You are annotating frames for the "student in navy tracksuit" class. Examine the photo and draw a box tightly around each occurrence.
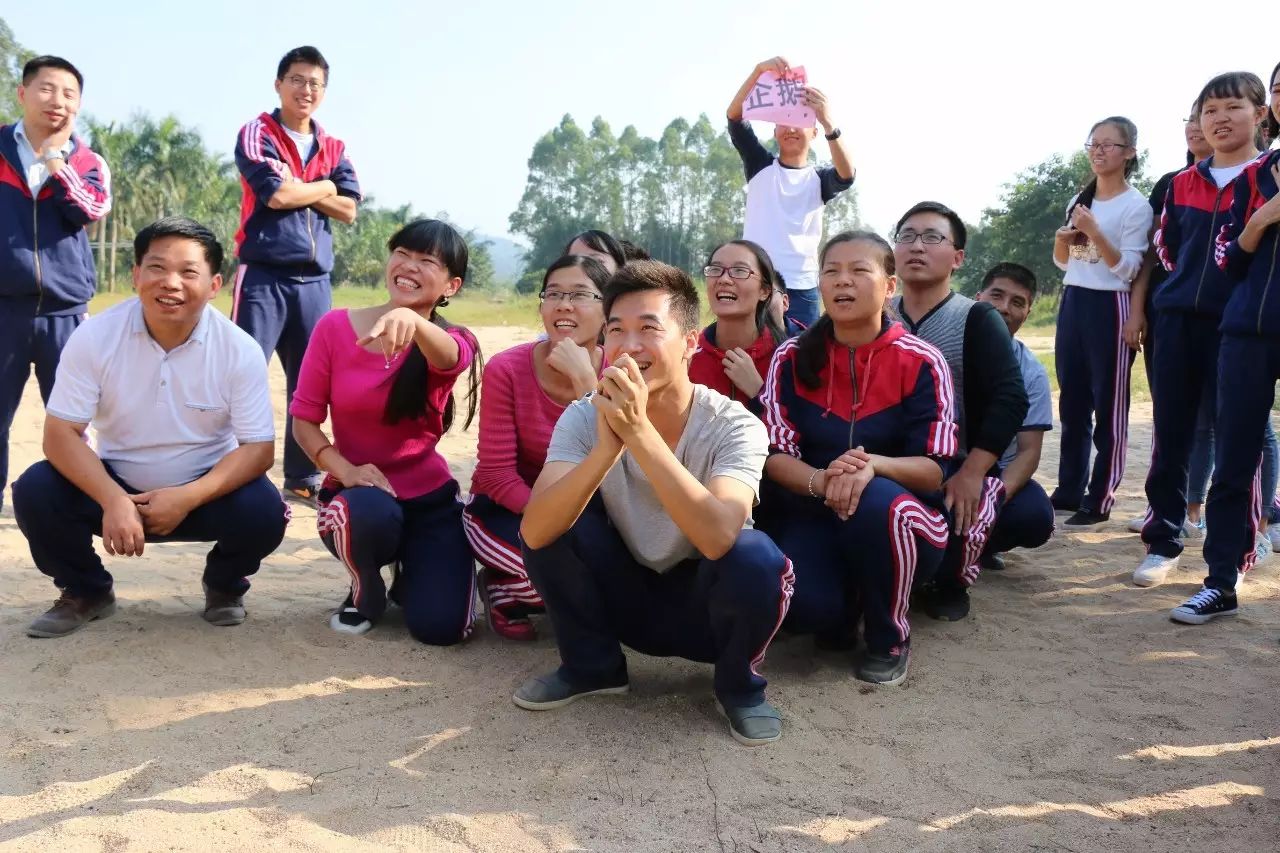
[1173,61,1280,624]
[0,56,110,511]
[761,231,957,686]
[1134,73,1269,589]
[233,46,361,503]
[1051,116,1153,526]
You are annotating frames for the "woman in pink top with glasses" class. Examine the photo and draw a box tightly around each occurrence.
[464,255,610,640]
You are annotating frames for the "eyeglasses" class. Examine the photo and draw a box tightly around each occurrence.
[284,75,326,92]
[1083,142,1129,154]
[703,264,757,280]
[540,290,603,304]
[894,231,951,246]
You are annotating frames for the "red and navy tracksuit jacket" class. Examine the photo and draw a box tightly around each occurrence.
[1154,157,1246,316]
[762,320,958,510]
[690,324,782,413]
[234,109,361,278]
[0,125,111,315]
[1216,149,1280,336]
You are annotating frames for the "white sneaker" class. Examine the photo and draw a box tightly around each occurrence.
[1267,522,1280,552]
[1182,518,1206,539]
[1127,513,1147,534]
[1133,554,1179,588]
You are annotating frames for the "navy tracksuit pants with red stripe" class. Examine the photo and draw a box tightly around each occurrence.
[461,494,544,618]
[523,503,794,709]
[317,480,476,645]
[1053,285,1134,514]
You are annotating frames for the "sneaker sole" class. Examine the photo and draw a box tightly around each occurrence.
[203,610,246,627]
[1170,607,1239,625]
[329,612,373,635]
[854,667,908,687]
[727,721,782,747]
[512,684,629,712]
[27,600,118,639]
[1132,569,1172,588]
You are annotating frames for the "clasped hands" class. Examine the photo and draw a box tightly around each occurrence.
[815,447,875,522]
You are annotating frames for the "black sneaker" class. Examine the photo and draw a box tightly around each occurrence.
[980,552,1006,572]
[329,592,373,635]
[1063,509,1110,528]
[925,585,970,621]
[1170,586,1238,625]
[855,646,909,685]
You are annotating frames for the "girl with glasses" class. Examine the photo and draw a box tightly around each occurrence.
[463,255,610,640]
[1050,116,1153,527]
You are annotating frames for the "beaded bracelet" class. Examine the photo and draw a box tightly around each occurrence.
[807,469,822,498]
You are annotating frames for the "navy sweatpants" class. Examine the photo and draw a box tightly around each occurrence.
[1053,285,1134,514]
[523,505,794,709]
[1142,310,1220,558]
[785,287,821,328]
[0,306,81,506]
[984,479,1055,557]
[12,460,288,598]
[937,475,1007,591]
[1203,334,1280,591]
[317,480,476,645]
[461,494,543,618]
[232,264,332,488]
[774,476,949,654]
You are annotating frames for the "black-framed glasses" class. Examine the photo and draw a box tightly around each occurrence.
[284,75,326,92]
[704,264,757,280]
[1083,142,1129,154]
[540,290,603,304]
[894,231,951,246]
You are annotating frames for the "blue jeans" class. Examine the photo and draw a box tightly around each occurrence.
[785,287,821,328]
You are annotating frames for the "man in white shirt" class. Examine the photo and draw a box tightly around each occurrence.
[726,56,855,328]
[13,217,288,638]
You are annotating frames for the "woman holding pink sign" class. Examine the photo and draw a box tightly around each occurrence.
[727,57,855,328]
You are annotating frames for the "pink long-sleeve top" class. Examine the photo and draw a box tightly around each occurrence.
[469,341,580,513]
[290,309,476,500]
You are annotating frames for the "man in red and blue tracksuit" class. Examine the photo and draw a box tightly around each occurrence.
[233,45,360,503]
[1171,148,1280,624]
[0,56,111,511]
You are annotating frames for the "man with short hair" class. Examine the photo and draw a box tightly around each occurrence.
[233,45,361,504]
[974,263,1055,570]
[890,202,1029,620]
[726,56,854,327]
[515,260,794,746]
[13,217,288,638]
[0,55,111,511]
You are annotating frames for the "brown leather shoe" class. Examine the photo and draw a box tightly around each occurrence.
[27,590,117,638]
[202,583,246,626]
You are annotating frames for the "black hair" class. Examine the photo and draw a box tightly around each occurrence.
[540,254,613,295]
[277,46,330,83]
[22,56,83,91]
[981,262,1038,300]
[381,219,483,431]
[618,239,651,262]
[894,201,968,250]
[133,216,224,274]
[562,229,626,269]
[602,260,700,334]
[1268,62,1280,146]
[1198,72,1267,149]
[705,239,786,346]
[1069,116,1140,224]
[794,230,896,390]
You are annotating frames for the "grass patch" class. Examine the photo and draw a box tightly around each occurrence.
[1033,349,1151,404]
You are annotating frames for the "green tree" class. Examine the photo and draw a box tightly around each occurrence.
[0,18,34,125]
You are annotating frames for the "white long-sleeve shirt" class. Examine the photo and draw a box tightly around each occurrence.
[1054,186,1152,292]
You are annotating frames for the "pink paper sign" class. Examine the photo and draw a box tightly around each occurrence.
[741,66,815,128]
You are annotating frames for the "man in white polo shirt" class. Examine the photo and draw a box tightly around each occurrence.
[726,56,855,327]
[13,216,288,638]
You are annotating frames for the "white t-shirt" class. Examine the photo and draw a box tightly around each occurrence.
[1055,186,1153,292]
[283,126,316,163]
[1209,161,1250,188]
[46,300,275,491]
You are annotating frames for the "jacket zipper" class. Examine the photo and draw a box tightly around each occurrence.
[1193,185,1228,312]
[1259,236,1280,335]
[847,348,859,448]
[33,197,43,313]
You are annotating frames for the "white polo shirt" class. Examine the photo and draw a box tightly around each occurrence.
[46,299,275,492]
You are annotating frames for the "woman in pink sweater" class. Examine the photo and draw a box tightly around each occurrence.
[464,255,610,640]
[291,220,483,643]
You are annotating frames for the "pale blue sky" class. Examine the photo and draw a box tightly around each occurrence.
[8,1,1277,246]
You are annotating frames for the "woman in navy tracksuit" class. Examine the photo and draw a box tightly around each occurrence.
[1134,73,1269,589]
[760,231,956,686]
[1051,116,1153,526]
[1175,61,1280,624]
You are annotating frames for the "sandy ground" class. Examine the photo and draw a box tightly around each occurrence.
[0,325,1277,852]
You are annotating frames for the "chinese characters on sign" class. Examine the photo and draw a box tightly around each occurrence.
[741,66,816,128]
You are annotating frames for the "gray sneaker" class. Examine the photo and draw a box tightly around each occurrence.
[512,669,629,711]
[202,583,246,626]
[27,590,117,638]
[723,700,783,746]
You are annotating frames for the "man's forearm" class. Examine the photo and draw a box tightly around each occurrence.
[44,423,128,507]
[268,179,336,210]
[175,442,273,508]
[826,130,855,182]
[958,449,999,480]
[312,194,357,224]
[520,447,617,549]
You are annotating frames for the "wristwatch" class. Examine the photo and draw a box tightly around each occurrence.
[39,150,66,164]
[824,128,842,142]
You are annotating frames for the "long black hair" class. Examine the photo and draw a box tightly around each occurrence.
[562,229,626,269]
[382,219,484,431]
[1267,62,1280,147]
[793,231,895,390]
[704,239,786,346]
[1068,116,1140,224]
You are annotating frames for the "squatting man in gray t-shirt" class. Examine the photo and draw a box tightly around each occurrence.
[514,260,795,746]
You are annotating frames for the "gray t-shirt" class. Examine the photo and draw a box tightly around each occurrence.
[545,384,768,572]
[999,337,1054,470]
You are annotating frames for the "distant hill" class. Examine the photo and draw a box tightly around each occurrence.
[476,234,527,284]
